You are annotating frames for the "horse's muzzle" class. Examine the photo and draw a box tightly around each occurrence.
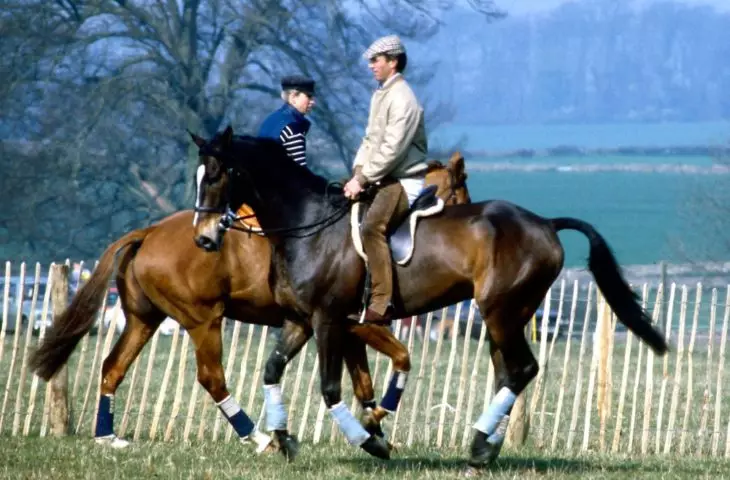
[195,234,221,252]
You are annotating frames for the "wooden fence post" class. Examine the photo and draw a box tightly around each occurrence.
[49,264,70,436]
[505,391,529,448]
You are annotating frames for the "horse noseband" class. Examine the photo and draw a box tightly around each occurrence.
[218,208,237,232]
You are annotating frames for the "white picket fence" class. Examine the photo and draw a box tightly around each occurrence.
[2,260,730,458]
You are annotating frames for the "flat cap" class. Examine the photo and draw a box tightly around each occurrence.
[362,35,406,60]
[281,75,315,95]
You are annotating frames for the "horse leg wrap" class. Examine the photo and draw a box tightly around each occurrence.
[217,395,255,438]
[264,384,288,431]
[488,414,511,446]
[95,394,115,438]
[473,387,516,445]
[330,401,370,446]
[380,371,408,413]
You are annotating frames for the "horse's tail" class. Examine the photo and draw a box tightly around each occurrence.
[550,217,669,355]
[29,226,153,380]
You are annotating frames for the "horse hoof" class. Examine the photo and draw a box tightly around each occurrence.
[361,408,390,436]
[241,430,275,454]
[468,431,502,468]
[387,440,397,453]
[362,417,386,438]
[94,434,130,449]
[462,466,482,478]
[274,430,300,462]
[360,435,390,460]
[361,419,397,453]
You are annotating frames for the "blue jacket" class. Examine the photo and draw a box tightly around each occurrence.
[258,104,311,167]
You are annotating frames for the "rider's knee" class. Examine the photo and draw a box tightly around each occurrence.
[360,219,386,241]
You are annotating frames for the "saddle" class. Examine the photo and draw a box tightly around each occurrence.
[350,184,445,266]
[235,204,263,233]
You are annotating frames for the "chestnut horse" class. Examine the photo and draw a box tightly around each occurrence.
[191,127,669,469]
[28,153,470,459]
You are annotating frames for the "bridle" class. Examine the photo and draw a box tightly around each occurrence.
[192,165,254,232]
[193,163,351,239]
[443,168,468,205]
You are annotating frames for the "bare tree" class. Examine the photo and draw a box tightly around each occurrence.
[0,0,504,262]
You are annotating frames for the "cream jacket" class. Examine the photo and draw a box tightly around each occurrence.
[353,74,428,186]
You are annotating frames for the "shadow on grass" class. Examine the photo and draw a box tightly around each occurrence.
[335,452,650,475]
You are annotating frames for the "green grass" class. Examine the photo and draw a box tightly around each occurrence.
[2,289,730,480]
[2,312,730,455]
[2,436,730,480]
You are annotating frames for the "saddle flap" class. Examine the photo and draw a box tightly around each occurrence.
[388,194,444,265]
[350,186,445,267]
[408,184,438,214]
[235,204,263,233]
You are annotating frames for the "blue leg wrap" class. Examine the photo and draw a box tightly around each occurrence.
[264,384,288,431]
[95,394,114,438]
[473,387,516,444]
[380,371,408,412]
[217,396,254,438]
[330,402,370,446]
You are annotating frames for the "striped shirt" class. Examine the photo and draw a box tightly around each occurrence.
[280,124,307,167]
[257,104,312,169]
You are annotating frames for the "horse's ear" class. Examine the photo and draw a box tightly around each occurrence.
[222,125,234,147]
[189,130,206,148]
[448,151,465,176]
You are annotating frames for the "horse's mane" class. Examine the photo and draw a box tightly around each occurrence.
[224,134,337,197]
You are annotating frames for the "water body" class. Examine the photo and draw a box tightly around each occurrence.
[431,121,730,152]
[432,122,730,270]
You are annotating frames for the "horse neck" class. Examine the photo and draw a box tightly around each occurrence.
[234,160,347,238]
[245,170,352,292]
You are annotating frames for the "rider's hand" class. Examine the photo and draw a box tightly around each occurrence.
[344,177,364,200]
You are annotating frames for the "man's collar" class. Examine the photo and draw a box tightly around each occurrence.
[283,103,307,119]
[378,73,402,90]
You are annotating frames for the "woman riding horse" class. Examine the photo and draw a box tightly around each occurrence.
[191,126,668,469]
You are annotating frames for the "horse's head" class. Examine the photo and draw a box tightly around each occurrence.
[426,151,471,205]
[190,126,239,252]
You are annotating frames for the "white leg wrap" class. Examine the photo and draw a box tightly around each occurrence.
[217,395,241,418]
[473,387,517,435]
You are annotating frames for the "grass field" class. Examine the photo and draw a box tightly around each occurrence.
[3,283,730,479]
[2,435,730,479]
[2,294,730,457]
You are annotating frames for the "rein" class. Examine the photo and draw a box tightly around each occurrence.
[194,166,352,239]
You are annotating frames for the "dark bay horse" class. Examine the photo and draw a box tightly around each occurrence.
[191,127,669,469]
[28,153,470,458]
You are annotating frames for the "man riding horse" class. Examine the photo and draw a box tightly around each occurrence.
[343,35,428,324]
